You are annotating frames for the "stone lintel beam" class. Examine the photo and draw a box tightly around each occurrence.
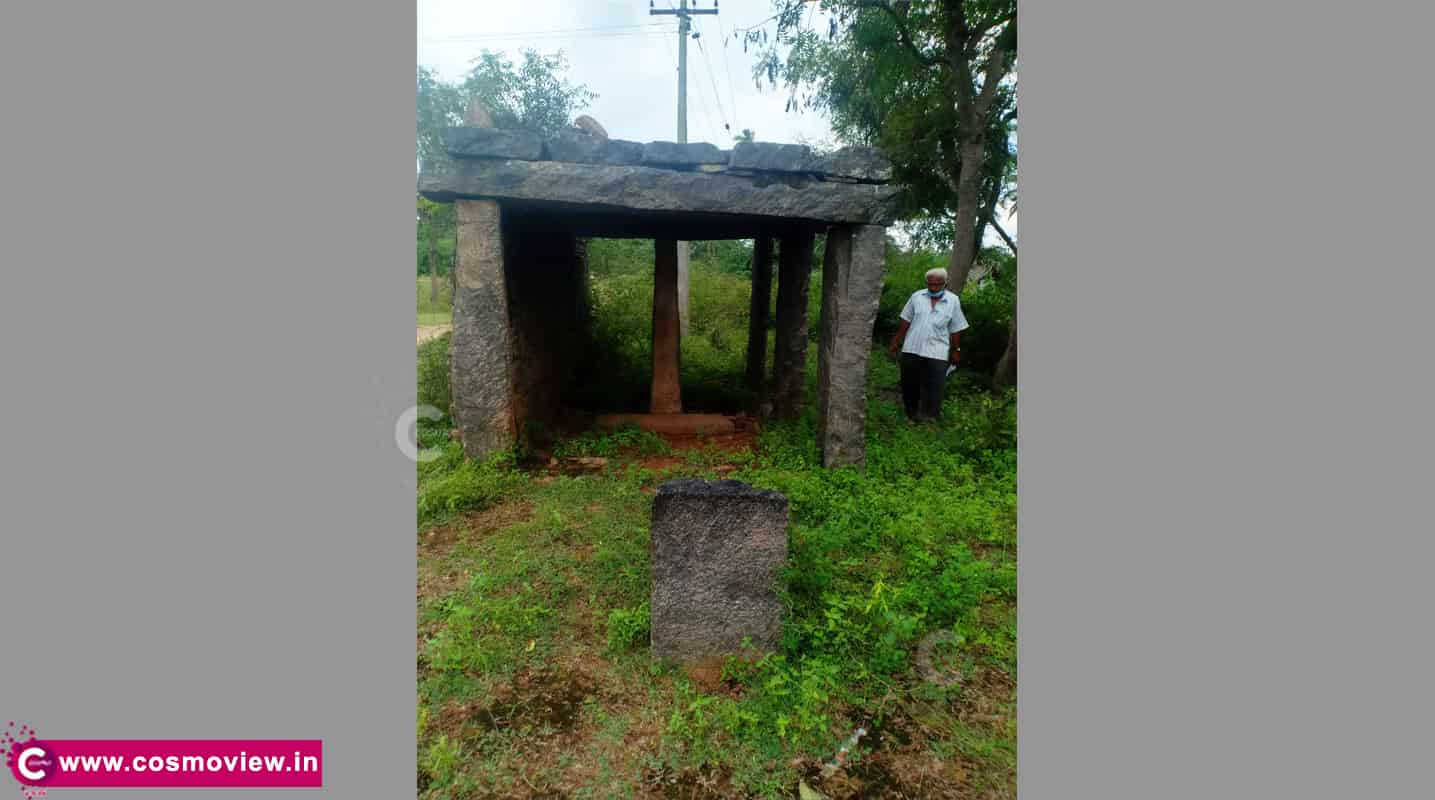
[770,231,815,421]
[419,158,898,226]
[450,199,516,458]
[817,225,887,468]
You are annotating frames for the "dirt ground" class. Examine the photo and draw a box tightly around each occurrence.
[419,324,452,344]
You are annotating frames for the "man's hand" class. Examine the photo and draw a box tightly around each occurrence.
[949,350,961,365]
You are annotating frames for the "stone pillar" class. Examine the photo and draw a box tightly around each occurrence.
[816,225,886,467]
[771,230,815,420]
[503,229,588,435]
[650,479,789,663]
[450,200,515,459]
[651,238,683,414]
[744,235,774,397]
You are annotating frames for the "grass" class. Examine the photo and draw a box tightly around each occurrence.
[416,361,1016,799]
[419,274,453,326]
[415,240,1016,798]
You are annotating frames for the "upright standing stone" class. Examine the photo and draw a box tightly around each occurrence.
[771,231,815,420]
[650,480,789,663]
[816,225,886,467]
[744,236,775,397]
[502,229,589,433]
[450,200,515,458]
[650,239,683,414]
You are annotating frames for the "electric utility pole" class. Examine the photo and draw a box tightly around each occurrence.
[650,0,717,334]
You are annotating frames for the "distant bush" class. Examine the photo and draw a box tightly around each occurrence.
[417,332,451,415]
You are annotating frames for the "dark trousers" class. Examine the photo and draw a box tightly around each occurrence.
[900,353,948,421]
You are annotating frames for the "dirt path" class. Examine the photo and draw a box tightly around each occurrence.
[418,324,451,344]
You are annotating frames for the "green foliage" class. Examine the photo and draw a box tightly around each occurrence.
[552,426,671,460]
[462,49,596,138]
[571,249,761,413]
[416,65,465,169]
[749,1,1016,269]
[417,332,451,415]
[416,275,452,326]
[417,445,519,527]
[605,602,651,652]
[954,254,1016,374]
[415,221,1017,798]
[877,245,1015,376]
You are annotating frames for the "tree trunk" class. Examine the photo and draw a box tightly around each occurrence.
[993,294,1016,387]
[946,134,986,294]
[428,216,439,303]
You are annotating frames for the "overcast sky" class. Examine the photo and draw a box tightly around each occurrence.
[416,0,1015,244]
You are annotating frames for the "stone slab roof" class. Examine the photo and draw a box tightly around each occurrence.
[418,127,898,228]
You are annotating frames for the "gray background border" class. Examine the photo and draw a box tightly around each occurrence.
[1,1,415,797]
[1021,0,1435,796]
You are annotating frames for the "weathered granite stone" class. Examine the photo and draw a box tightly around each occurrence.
[603,139,645,164]
[729,141,819,173]
[544,129,605,163]
[744,236,775,394]
[419,158,899,225]
[816,225,886,467]
[813,146,893,182]
[451,200,516,458]
[546,131,645,165]
[641,140,727,167]
[442,127,545,161]
[574,114,608,140]
[650,480,789,663]
[771,231,815,420]
[503,230,589,433]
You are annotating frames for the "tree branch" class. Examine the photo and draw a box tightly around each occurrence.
[991,216,1017,255]
[973,22,1015,116]
[851,0,942,68]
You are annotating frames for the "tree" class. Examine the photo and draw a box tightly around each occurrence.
[461,50,596,139]
[734,128,756,144]
[747,0,1016,294]
[416,54,596,297]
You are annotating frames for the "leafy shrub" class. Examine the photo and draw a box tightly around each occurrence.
[553,426,671,459]
[417,447,517,526]
[417,332,451,415]
[606,602,651,652]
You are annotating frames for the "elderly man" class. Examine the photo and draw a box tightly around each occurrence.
[887,267,970,423]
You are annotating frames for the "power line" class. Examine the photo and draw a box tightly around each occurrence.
[419,31,671,46]
[713,16,741,134]
[419,22,670,42]
[692,25,729,133]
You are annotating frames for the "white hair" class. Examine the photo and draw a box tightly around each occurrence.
[924,267,948,283]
